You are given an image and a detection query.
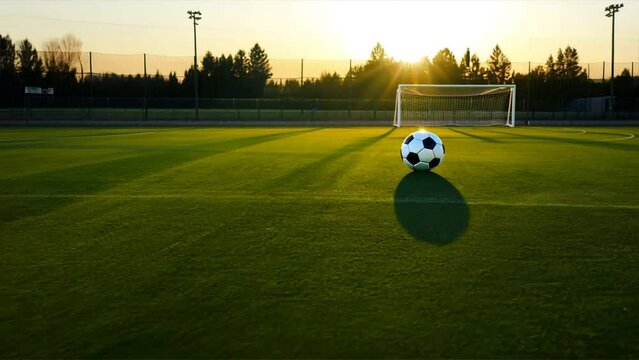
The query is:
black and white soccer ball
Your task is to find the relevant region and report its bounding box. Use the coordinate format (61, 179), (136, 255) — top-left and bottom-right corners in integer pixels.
(400, 130), (445, 171)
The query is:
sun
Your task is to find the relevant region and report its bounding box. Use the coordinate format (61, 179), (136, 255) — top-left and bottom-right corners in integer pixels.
(327, 2), (428, 62)
(328, 1), (501, 63)
(386, 42), (425, 63)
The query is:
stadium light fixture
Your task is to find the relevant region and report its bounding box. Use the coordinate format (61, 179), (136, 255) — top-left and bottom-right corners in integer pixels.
(605, 3), (623, 112)
(187, 10), (202, 120)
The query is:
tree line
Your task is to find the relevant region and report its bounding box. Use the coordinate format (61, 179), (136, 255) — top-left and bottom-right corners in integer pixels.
(0, 33), (273, 104)
(264, 42), (636, 110)
(1, 33), (637, 110)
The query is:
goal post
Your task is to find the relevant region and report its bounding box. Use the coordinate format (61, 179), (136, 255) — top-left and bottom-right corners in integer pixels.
(393, 84), (516, 127)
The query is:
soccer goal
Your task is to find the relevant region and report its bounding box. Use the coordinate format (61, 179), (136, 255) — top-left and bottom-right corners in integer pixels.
(393, 84), (516, 127)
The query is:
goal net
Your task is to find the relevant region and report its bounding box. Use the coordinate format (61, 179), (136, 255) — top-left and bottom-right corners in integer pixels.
(393, 84), (516, 127)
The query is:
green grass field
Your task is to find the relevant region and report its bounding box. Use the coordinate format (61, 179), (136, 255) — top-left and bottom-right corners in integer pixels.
(1, 126), (638, 358)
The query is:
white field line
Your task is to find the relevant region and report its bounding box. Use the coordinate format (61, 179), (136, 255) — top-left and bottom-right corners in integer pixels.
(529, 128), (634, 142)
(533, 128), (587, 135)
(574, 129), (634, 142)
(0, 131), (159, 143)
(1, 193), (638, 210)
(589, 132), (635, 142)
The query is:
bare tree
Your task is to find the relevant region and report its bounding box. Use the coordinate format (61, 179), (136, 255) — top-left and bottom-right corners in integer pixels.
(43, 34), (83, 76)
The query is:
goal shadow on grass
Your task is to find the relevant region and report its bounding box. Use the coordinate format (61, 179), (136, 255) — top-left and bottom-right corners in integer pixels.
(394, 172), (468, 245)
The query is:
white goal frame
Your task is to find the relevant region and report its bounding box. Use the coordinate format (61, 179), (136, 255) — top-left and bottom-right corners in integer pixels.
(393, 84), (516, 127)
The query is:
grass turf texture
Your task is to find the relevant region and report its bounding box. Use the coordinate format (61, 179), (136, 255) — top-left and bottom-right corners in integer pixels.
(1, 126), (638, 358)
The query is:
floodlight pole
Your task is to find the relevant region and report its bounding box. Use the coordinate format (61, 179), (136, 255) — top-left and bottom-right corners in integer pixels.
(605, 3), (623, 112)
(188, 10), (202, 120)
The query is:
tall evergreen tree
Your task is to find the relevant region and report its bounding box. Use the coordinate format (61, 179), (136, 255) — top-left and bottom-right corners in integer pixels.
(232, 50), (249, 79)
(555, 48), (565, 77)
(460, 48), (471, 81)
(200, 51), (216, 97)
(201, 51), (216, 78)
(486, 44), (512, 84)
(564, 45), (585, 78)
(460, 48), (486, 83)
(216, 54), (234, 97)
(468, 54), (486, 83)
(545, 54), (556, 79)
(17, 39), (44, 86)
(232, 50), (249, 96)
(248, 43), (272, 97)
(542, 46), (587, 81)
(0, 34), (17, 105)
(560, 46), (586, 79)
(0, 34), (16, 75)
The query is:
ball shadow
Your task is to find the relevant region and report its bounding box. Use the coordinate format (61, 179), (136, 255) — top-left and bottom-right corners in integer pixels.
(394, 172), (469, 245)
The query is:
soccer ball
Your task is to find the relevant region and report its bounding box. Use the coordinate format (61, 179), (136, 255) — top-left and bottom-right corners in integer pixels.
(400, 130), (445, 171)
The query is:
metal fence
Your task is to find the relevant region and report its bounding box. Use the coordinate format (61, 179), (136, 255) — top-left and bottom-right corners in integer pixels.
(2, 96), (638, 123)
(3, 97), (394, 122)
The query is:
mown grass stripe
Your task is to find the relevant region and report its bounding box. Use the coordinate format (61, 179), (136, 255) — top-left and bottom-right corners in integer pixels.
(1, 193), (637, 210)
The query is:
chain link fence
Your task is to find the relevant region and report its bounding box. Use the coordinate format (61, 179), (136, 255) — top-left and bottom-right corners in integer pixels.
(2, 96), (638, 123)
(45, 52), (639, 83)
